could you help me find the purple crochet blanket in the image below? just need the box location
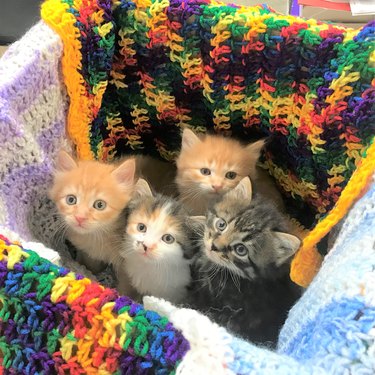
[0,22,68,241]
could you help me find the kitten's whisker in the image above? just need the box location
[179,187,206,202]
[52,222,69,246]
[215,269,224,297]
[183,189,206,202]
[229,268,241,292]
[253,238,263,254]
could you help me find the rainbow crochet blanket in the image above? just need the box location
[0,231,189,374]
[0,170,374,374]
[0,3,374,374]
[41,0,375,286]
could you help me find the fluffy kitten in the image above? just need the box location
[49,151,136,289]
[175,128,283,215]
[120,179,201,303]
[187,177,301,346]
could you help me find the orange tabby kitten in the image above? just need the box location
[49,150,136,294]
[176,128,283,215]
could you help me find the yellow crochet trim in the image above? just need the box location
[291,141,375,287]
[41,0,94,160]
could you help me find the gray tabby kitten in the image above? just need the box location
[187,177,301,346]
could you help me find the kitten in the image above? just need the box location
[49,151,136,285]
[175,128,283,215]
[187,177,301,346]
[120,179,201,304]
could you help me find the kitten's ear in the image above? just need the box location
[134,178,153,197]
[246,139,265,156]
[112,158,136,187]
[56,150,77,172]
[272,232,301,266]
[181,128,201,150]
[226,177,253,204]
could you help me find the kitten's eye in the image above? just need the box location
[225,171,237,180]
[215,218,227,231]
[93,200,106,210]
[66,195,77,205]
[234,243,248,257]
[137,223,147,232]
[162,234,175,244]
[200,168,211,176]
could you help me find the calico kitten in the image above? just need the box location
[175,128,283,215]
[49,150,136,284]
[120,179,201,304]
[188,177,301,346]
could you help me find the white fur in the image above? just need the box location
[121,205,191,303]
[123,250,191,303]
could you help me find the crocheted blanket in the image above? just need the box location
[0,19,374,375]
[0,169,374,374]
[40,0,375,286]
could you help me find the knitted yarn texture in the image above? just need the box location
[41,0,375,286]
[0,234,189,374]
[0,22,68,241]
[0,175,373,373]
[0,17,374,374]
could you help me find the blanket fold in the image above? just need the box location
[41,0,375,286]
[0,12,374,374]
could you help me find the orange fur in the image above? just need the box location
[49,151,137,291]
[176,129,281,214]
[50,160,133,230]
[176,134,259,181]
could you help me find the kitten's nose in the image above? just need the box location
[143,242,156,251]
[75,216,86,226]
[212,184,223,192]
[211,243,219,252]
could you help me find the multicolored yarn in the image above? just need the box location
[0,20,374,372]
[0,234,189,374]
[0,175,374,374]
[41,0,375,286]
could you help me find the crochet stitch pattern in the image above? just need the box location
[0,19,374,375]
[41,0,375,287]
[0,235,189,374]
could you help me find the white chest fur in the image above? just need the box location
[123,254,191,304]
